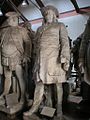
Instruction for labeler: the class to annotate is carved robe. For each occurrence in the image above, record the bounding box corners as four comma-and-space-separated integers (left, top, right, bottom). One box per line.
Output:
34, 22, 70, 84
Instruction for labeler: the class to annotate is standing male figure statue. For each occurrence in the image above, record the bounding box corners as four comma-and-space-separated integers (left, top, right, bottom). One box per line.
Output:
24, 5, 70, 120
79, 17, 90, 86
0, 12, 32, 103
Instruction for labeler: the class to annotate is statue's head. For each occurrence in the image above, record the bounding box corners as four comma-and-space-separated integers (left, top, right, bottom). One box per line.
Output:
41, 5, 59, 23
5, 12, 19, 26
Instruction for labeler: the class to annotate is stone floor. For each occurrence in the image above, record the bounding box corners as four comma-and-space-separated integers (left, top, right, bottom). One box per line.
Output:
63, 102, 90, 120
0, 100, 90, 120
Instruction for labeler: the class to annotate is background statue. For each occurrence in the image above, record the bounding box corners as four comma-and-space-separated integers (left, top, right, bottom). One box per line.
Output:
79, 17, 90, 85
24, 5, 70, 120
72, 34, 83, 90
73, 35, 82, 72
77, 17, 90, 114
0, 12, 32, 103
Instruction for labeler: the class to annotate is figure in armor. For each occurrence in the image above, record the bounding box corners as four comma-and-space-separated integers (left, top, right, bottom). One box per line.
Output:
0, 12, 32, 103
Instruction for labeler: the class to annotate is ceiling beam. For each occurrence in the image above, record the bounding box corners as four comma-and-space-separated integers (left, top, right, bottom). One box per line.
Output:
70, 0, 80, 13
35, 0, 44, 8
7, 0, 28, 22
0, 0, 22, 25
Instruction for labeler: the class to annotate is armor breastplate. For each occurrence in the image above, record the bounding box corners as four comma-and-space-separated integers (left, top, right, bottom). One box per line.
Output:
2, 27, 23, 57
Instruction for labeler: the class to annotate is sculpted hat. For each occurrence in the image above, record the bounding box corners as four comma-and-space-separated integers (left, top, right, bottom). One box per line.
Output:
5, 12, 19, 18
41, 5, 59, 18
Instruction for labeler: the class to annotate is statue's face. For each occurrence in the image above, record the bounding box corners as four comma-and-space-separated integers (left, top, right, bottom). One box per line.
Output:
7, 16, 18, 26
44, 9, 56, 23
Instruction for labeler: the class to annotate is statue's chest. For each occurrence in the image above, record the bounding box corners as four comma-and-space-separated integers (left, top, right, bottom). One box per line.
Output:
3, 27, 22, 45
40, 27, 60, 44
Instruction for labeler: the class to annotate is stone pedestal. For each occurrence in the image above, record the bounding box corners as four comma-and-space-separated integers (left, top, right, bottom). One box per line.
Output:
0, 93, 23, 115
0, 102, 23, 114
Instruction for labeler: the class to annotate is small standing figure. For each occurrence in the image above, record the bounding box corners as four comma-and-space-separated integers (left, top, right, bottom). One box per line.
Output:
24, 5, 70, 120
0, 12, 32, 103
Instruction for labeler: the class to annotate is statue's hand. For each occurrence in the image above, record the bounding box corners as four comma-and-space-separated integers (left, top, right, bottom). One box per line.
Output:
22, 56, 30, 66
79, 62, 84, 73
61, 62, 69, 71
61, 57, 69, 71
23, 57, 30, 62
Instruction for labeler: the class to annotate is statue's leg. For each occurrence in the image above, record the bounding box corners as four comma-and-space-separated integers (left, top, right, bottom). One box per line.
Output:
2, 67, 12, 96
23, 81, 44, 116
44, 84, 52, 107
15, 64, 25, 102
56, 83, 63, 119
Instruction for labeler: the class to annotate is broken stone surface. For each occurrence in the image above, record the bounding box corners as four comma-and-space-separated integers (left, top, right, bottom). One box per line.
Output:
40, 106, 56, 117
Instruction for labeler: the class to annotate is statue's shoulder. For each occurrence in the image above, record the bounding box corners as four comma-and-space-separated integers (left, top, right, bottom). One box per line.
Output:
18, 26, 25, 30
57, 22, 65, 27
57, 22, 67, 31
18, 26, 27, 33
0, 27, 10, 36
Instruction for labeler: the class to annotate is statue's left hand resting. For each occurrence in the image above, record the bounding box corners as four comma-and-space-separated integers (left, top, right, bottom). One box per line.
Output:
22, 56, 30, 66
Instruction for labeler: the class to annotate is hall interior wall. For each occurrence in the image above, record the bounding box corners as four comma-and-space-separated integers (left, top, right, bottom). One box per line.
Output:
19, 0, 90, 40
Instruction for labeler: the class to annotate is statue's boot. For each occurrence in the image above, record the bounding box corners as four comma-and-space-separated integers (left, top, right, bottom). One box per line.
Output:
23, 82, 44, 116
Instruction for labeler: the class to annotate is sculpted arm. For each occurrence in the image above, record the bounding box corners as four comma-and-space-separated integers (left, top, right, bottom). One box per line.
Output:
79, 18, 90, 73
22, 28, 32, 61
60, 23, 70, 71
33, 27, 42, 55
79, 20, 90, 64
0, 30, 3, 74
